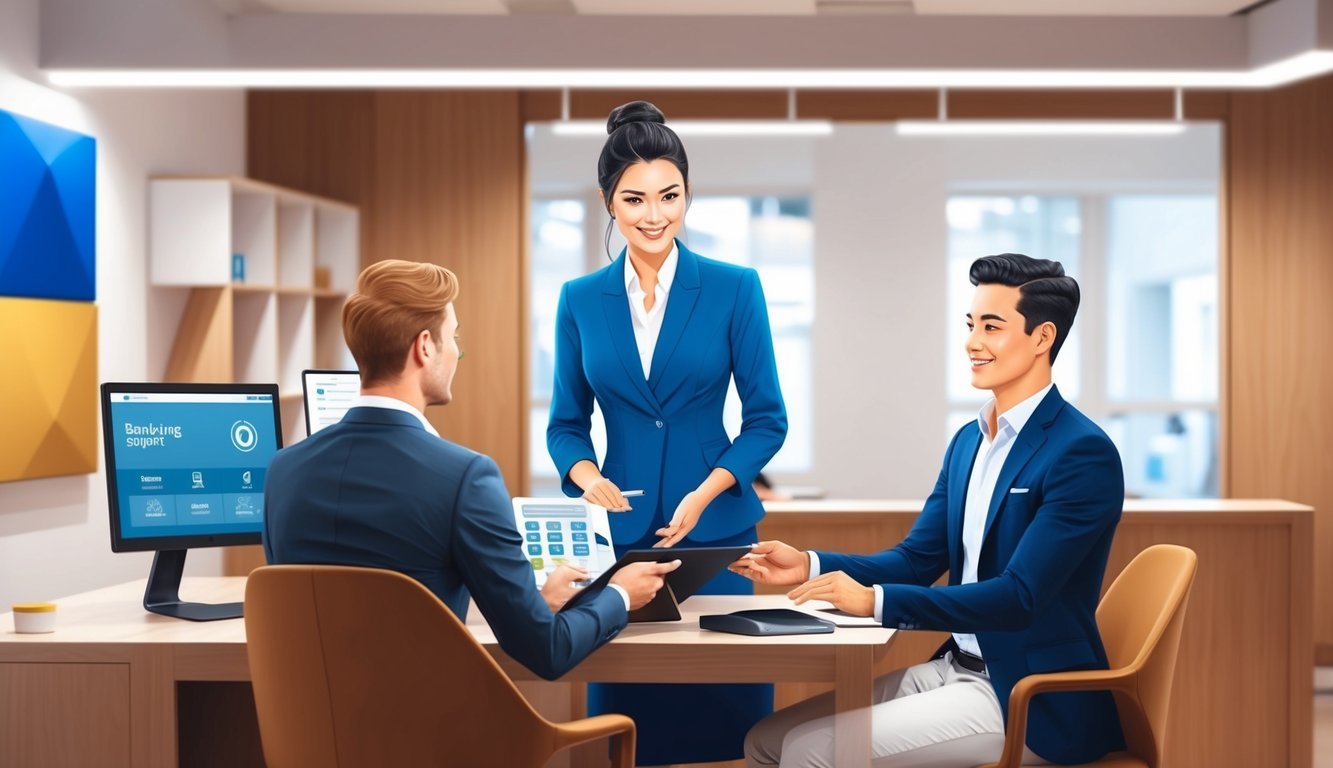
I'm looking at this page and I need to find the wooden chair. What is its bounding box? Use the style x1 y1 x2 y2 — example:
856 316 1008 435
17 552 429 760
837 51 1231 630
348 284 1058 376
982 544 1198 768
244 565 635 768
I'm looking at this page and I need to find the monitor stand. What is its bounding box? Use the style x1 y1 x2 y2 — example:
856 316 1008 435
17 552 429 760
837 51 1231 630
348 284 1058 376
143 549 244 621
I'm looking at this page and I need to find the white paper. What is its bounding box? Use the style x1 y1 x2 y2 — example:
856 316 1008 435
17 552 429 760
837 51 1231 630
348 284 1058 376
791 600 882 628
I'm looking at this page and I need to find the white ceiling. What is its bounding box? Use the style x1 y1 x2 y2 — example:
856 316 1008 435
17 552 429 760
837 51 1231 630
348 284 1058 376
213 0 1260 15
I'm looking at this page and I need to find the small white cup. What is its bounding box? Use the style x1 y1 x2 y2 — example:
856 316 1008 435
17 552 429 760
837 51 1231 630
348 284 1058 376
12 603 57 633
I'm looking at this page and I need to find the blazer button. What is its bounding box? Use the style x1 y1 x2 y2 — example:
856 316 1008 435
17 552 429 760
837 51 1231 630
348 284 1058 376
655 420 664 429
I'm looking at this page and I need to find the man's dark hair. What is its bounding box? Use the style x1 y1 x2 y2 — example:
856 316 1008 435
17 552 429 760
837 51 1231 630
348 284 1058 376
969 253 1079 364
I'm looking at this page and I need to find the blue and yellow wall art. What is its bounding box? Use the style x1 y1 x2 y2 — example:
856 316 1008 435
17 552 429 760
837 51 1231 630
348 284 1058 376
0 109 98 482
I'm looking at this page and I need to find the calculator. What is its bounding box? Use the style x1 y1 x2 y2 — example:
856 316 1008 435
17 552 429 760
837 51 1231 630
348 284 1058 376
510 497 614 587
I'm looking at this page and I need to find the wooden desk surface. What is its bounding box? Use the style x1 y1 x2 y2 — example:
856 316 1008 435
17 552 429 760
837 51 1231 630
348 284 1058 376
0 579 896 768
0 578 250 646
1 582 895 685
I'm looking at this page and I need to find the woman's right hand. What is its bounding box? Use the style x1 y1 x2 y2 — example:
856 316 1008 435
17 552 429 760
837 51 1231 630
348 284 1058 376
582 477 632 512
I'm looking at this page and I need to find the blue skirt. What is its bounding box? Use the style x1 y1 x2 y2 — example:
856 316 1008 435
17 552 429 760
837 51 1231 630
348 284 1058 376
588 526 773 764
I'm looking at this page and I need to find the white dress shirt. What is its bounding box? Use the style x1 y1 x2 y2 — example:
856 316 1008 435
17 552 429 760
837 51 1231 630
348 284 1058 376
952 382 1052 658
808 383 1054 660
351 394 439 436
624 243 679 379
352 394 629 610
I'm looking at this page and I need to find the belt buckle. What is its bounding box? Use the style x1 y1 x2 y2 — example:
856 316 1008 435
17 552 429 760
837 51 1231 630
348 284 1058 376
954 649 986 674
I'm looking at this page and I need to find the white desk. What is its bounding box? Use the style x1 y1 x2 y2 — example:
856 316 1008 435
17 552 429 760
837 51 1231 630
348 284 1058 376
0 579 896 768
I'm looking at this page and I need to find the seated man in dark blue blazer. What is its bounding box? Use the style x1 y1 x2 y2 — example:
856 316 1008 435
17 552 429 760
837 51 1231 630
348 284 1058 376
264 259 677 681
735 253 1125 766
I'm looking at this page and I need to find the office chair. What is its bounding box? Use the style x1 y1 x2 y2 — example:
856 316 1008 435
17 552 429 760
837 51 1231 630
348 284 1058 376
244 565 635 768
981 544 1198 768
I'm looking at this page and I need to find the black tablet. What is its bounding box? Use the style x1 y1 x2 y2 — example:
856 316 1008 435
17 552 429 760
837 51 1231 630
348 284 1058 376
560 546 751 622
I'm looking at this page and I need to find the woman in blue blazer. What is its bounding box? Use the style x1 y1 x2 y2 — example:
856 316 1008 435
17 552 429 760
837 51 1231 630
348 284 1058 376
547 101 787 764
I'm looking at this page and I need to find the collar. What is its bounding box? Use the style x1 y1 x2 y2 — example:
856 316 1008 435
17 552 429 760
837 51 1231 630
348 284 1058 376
977 382 1054 442
623 241 679 296
352 394 440 437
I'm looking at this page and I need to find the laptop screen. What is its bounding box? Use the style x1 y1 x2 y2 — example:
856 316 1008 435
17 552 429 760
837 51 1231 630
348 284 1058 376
302 369 359 436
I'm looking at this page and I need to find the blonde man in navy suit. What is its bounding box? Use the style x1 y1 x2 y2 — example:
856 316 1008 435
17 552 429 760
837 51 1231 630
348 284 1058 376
735 254 1125 767
264 259 678 681
547 101 788 764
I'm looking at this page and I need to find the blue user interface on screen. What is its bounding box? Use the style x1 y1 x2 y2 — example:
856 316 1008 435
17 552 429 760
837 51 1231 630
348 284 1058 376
107 392 279 539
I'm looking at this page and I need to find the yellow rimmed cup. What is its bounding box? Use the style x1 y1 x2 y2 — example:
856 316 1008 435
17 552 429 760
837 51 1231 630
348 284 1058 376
11 602 57 634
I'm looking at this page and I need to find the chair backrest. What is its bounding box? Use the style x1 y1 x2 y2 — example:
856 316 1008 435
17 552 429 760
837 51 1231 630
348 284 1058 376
245 565 557 768
1093 544 1198 767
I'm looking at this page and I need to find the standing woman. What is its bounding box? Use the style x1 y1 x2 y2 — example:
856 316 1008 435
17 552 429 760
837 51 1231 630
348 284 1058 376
547 100 788 764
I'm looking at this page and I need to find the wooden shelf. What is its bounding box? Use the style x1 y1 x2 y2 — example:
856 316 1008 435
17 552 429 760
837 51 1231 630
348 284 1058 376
152 174 360 434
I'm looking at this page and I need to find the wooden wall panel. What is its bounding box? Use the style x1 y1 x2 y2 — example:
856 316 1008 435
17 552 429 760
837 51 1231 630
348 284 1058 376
795 89 937 121
1226 73 1333 661
945 89 1176 119
248 90 528 497
373 91 527 490
247 91 377 208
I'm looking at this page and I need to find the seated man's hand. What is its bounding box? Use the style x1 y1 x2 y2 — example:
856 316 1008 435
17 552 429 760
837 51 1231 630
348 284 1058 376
609 560 681 611
787 571 875 618
540 564 589 612
729 540 810 586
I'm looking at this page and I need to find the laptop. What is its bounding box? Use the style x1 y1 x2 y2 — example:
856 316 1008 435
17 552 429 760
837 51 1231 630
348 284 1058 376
301 369 359 436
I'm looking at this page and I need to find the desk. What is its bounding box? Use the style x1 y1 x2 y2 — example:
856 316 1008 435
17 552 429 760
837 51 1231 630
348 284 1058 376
0 581 895 768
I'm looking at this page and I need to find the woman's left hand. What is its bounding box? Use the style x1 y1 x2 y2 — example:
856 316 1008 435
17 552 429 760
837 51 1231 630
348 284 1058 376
654 490 709 548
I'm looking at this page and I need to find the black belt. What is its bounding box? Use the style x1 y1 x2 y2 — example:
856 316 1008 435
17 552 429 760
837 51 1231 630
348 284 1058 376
953 648 987 674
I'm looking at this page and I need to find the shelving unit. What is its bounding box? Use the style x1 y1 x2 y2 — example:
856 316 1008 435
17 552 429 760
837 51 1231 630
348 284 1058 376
151 176 360 444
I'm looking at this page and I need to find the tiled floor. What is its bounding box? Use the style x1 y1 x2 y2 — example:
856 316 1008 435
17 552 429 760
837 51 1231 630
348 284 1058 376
1317 668 1333 768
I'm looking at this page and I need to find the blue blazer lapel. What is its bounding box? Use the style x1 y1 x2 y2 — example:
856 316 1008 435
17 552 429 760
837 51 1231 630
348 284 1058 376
648 241 702 393
949 425 982 577
601 251 660 410
981 386 1065 546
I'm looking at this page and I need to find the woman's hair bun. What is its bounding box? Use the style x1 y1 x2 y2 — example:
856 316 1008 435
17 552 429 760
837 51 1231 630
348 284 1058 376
606 100 666 135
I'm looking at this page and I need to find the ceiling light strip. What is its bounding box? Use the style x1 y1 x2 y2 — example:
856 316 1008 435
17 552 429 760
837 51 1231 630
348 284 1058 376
895 120 1189 136
43 51 1333 89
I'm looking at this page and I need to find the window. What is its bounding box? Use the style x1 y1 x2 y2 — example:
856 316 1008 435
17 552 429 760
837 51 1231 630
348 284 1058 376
527 195 814 494
528 199 603 496
946 194 1218 498
683 197 815 474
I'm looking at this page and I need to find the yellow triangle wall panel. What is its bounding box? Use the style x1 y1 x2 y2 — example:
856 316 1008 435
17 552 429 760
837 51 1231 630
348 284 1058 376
0 298 98 482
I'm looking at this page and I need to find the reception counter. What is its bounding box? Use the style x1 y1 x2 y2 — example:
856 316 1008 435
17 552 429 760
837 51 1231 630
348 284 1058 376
757 499 1314 768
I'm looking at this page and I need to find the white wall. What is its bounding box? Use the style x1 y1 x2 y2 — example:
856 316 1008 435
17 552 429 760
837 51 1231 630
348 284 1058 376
0 0 245 609
528 121 1220 499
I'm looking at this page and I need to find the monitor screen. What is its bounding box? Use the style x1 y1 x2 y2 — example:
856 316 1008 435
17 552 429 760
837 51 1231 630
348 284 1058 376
101 382 283 552
302 369 359 436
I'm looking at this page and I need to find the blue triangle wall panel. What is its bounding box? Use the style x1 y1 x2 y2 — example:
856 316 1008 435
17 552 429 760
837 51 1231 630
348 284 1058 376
0 110 96 302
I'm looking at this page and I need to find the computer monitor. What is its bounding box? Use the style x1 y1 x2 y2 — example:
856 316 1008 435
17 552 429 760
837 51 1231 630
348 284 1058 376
301 369 359 436
101 382 283 621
